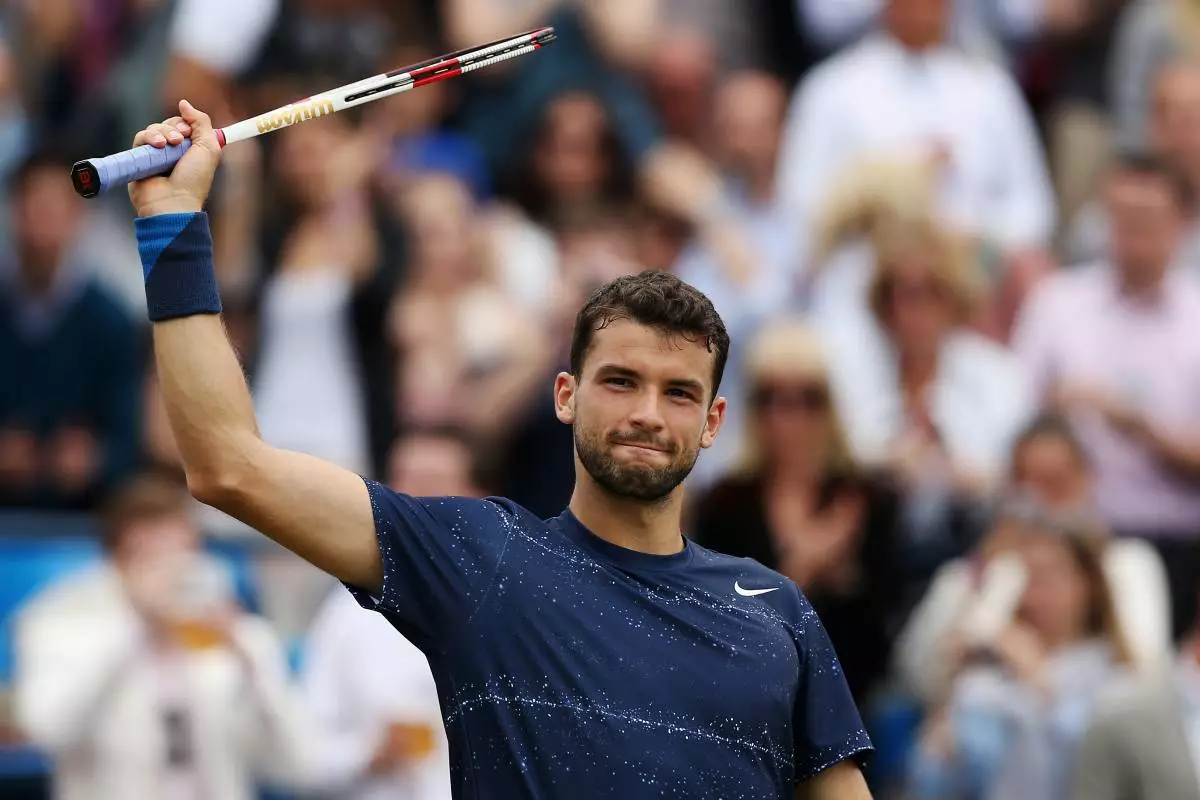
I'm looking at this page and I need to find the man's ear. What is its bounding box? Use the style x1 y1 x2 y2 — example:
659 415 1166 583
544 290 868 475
699 395 727 449
554 372 577 424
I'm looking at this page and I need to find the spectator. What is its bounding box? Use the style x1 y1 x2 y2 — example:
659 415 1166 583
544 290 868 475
0 147 141 510
1033 0 1130 242
388 171 547 448
1070 593 1200 800
1111 0 1200 152
301 426 488 800
1013 150 1200 642
907 516 1135 800
895 414 1172 708
13 470 311 800
1066 57 1200 267
689 317 906 705
778 0 1056 247
506 88 639 232
824 215 1035 564
252 114 382 478
672 70 796 488
644 28 719 147
776 0 1056 324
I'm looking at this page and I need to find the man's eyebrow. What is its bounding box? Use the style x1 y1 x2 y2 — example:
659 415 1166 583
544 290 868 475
595 364 640 377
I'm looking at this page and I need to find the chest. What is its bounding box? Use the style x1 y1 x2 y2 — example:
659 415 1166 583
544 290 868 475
448 556 801 738
842 62 993 162
1050 299 1200 423
0 324 105 423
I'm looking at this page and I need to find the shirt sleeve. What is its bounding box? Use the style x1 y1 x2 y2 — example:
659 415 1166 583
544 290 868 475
343 478 518 646
774 65 850 240
985 67 1057 248
789 585 873 781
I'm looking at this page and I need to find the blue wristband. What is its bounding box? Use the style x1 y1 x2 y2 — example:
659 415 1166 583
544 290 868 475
134 212 222 322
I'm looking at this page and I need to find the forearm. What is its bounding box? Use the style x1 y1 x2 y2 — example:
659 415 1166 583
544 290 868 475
136 212 263 490
1139 425 1200 483
152 313 262 484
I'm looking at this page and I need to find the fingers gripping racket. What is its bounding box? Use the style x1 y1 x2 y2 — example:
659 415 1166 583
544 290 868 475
70 27 556 198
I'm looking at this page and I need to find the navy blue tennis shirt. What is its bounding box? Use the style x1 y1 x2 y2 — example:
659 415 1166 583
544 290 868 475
345 478 872 798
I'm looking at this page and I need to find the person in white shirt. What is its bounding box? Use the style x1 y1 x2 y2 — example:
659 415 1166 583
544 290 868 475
13 470 311 800
777 0 1056 323
301 426 489 800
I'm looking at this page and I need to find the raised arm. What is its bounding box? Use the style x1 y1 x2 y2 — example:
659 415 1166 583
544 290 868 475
127 101 381 593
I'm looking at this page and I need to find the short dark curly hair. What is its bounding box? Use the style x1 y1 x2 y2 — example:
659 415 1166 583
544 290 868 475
569 270 730 400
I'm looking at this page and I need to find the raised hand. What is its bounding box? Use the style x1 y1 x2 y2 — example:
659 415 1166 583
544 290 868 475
127 99 223 218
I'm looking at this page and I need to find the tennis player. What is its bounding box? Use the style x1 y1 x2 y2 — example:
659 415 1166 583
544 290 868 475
126 100 874 799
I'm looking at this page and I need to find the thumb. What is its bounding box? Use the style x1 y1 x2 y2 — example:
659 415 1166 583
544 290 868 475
179 99 220 152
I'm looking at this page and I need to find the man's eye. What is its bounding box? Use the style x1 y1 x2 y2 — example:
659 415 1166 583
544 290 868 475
605 377 633 388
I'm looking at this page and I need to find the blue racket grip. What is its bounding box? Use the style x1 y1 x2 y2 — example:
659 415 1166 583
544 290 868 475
70 140 192 198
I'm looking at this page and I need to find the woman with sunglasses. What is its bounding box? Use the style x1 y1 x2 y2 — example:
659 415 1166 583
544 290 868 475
688 317 906 706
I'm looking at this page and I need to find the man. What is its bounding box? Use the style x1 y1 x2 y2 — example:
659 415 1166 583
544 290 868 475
121 100 873 799
1065 58 1200 268
776 0 1055 325
1069 596 1200 800
13 470 309 800
0 147 142 510
1012 151 1200 643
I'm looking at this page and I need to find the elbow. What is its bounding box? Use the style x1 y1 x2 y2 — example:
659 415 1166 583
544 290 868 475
183 437 263 510
186 464 249 511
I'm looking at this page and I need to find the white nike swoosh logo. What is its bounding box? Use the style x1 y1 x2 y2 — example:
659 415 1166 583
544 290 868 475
734 581 780 597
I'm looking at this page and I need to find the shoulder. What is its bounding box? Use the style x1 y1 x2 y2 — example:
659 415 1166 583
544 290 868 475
16 564 125 631
1024 262 1112 315
789 43 871 105
954 49 1023 92
364 479 529 527
1088 670 1173 730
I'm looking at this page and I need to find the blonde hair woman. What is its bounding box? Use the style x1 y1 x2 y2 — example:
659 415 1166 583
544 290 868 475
688 317 906 704
825 213 1034 500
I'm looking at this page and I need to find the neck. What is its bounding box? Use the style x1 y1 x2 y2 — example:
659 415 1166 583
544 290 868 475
1118 264 1167 297
888 30 942 53
737 164 775 205
16 249 62 297
899 347 938 386
568 474 686 556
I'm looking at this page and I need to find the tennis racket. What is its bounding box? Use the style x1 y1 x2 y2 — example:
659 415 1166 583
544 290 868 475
70 26 556 198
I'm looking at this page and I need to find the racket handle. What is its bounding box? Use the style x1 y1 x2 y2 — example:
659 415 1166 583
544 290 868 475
70 140 192 198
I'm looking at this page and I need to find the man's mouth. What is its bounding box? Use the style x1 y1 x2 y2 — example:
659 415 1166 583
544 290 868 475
610 439 670 454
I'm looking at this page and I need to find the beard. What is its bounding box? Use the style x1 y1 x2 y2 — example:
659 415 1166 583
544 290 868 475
574 424 699 502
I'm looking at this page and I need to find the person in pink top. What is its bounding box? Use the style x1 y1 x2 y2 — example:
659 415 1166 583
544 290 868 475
1013 150 1200 642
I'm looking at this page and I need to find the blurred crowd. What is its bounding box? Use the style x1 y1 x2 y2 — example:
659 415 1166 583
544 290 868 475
2 0 1200 798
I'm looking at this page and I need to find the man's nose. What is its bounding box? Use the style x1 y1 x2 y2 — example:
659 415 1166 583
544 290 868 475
626 390 666 430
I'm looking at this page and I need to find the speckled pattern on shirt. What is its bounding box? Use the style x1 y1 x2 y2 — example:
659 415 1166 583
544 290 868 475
344 478 872 799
